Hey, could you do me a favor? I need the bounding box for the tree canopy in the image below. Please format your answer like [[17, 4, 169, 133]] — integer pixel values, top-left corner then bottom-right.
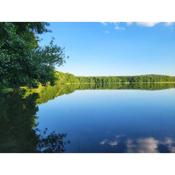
[[0, 22, 66, 88]]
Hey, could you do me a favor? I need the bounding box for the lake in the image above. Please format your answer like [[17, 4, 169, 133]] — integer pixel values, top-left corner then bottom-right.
[[1, 83, 175, 153]]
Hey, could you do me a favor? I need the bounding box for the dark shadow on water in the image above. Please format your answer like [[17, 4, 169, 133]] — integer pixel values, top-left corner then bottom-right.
[[0, 90, 69, 153]]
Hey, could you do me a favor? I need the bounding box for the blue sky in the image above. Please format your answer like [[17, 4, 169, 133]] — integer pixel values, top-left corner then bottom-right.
[[41, 22, 175, 76]]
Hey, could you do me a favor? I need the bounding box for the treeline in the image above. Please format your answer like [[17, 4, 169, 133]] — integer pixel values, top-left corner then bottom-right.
[[77, 74, 175, 85], [3, 71, 175, 94], [53, 72, 175, 86]]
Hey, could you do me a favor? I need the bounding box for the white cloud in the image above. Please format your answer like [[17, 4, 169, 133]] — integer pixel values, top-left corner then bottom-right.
[[100, 22, 125, 31], [101, 22, 108, 26], [100, 135, 175, 153], [100, 138, 118, 147], [126, 137, 159, 153], [100, 136, 159, 152], [136, 22, 158, 27], [127, 22, 158, 27], [100, 139, 108, 145], [114, 24, 125, 30], [164, 22, 174, 26], [101, 22, 174, 33], [108, 140, 118, 146], [137, 137, 159, 153], [127, 22, 174, 27]]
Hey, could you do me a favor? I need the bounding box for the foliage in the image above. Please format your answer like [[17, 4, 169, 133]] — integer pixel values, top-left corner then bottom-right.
[[0, 22, 66, 88]]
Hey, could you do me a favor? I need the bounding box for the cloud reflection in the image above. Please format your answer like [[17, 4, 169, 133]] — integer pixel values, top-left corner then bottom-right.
[[100, 135, 175, 153], [100, 134, 124, 147], [126, 137, 159, 153], [100, 138, 118, 147]]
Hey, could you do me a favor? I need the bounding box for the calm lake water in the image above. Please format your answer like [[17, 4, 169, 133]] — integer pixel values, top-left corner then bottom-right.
[[1, 84, 175, 153], [38, 87, 175, 153]]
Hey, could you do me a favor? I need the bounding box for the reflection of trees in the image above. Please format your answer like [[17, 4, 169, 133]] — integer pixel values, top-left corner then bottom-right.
[[36, 83, 77, 104], [77, 82, 175, 90], [0, 91, 68, 153], [37, 129, 69, 153], [35, 82, 175, 105]]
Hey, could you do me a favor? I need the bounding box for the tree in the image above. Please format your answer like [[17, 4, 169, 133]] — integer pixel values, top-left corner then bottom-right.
[[0, 22, 66, 88]]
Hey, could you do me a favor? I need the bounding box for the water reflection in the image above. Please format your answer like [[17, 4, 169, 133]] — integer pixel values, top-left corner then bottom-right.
[[0, 91, 68, 153], [100, 136, 175, 153], [1, 82, 175, 153], [35, 82, 175, 104]]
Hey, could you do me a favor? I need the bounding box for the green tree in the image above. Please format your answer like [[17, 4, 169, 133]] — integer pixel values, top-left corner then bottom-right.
[[0, 22, 66, 88]]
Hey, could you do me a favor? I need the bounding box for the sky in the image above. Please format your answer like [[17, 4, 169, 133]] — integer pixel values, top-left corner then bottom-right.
[[40, 22, 175, 76]]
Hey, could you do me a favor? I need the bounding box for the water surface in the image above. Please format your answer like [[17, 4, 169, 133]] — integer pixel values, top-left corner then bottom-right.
[[37, 88, 175, 153], [1, 83, 175, 153]]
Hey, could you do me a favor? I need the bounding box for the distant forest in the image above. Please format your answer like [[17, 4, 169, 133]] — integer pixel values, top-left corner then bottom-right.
[[55, 71, 175, 85], [77, 74, 175, 84]]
